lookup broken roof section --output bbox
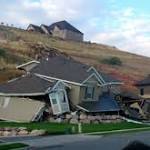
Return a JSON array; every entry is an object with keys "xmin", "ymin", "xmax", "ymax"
[
  {"xmin": 30, "ymin": 54, "xmax": 121, "ymax": 85},
  {"xmin": 0, "ymin": 97, "xmax": 45, "ymax": 122},
  {"xmin": 136, "ymin": 75, "xmax": 150, "ymax": 86},
  {"xmin": 78, "ymin": 93, "xmax": 120, "ymax": 112},
  {"xmin": 0, "ymin": 74, "xmax": 55, "ymax": 96}
]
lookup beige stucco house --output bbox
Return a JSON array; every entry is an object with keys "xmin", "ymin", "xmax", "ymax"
[{"xmin": 0, "ymin": 53, "xmax": 122, "ymax": 122}]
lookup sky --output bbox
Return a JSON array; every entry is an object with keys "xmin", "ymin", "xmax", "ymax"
[{"xmin": 0, "ymin": 0, "xmax": 150, "ymax": 56}]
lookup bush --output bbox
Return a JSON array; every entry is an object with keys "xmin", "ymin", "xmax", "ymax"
[
  {"xmin": 0, "ymin": 48, "xmax": 6, "ymax": 58},
  {"xmin": 101, "ymin": 56, "xmax": 122, "ymax": 66}
]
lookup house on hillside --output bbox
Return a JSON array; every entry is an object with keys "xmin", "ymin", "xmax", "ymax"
[
  {"xmin": 0, "ymin": 53, "xmax": 122, "ymax": 122},
  {"xmin": 27, "ymin": 20, "xmax": 83, "ymax": 42},
  {"xmin": 49, "ymin": 20, "xmax": 83, "ymax": 41},
  {"xmin": 27, "ymin": 24, "xmax": 44, "ymax": 34}
]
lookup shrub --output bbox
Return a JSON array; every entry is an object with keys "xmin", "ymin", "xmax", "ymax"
[
  {"xmin": 101, "ymin": 56, "xmax": 122, "ymax": 66},
  {"xmin": 0, "ymin": 48, "xmax": 6, "ymax": 58}
]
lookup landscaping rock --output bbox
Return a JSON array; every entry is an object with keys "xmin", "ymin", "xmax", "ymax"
[
  {"xmin": 55, "ymin": 118, "xmax": 63, "ymax": 123},
  {"xmin": 80, "ymin": 119, "xmax": 90, "ymax": 124},
  {"xmin": 70, "ymin": 118, "xmax": 78, "ymax": 124},
  {"xmin": 30, "ymin": 130, "xmax": 46, "ymax": 136},
  {"xmin": 4, "ymin": 127, "xmax": 12, "ymax": 131},
  {"xmin": 66, "ymin": 114, "xmax": 72, "ymax": 119},
  {"xmin": 0, "ymin": 131, "xmax": 3, "ymax": 136},
  {"xmin": 10, "ymin": 130, "xmax": 17, "ymax": 136},
  {"xmin": 79, "ymin": 113, "xmax": 87, "ymax": 120},
  {"xmin": 18, "ymin": 130, "xmax": 28, "ymax": 136},
  {"xmin": 87, "ymin": 115, "xmax": 95, "ymax": 121},
  {"xmin": 18, "ymin": 127, "xmax": 27, "ymax": 131},
  {"xmin": 72, "ymin": 114, "xmax": 78, "ymax": 120},
  {"xmin": 3, "ymin": 131, "xmax": 12, "ymax": 136}
]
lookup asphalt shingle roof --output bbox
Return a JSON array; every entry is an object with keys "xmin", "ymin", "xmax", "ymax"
[
  {"xmin": 136, "ymin": 75, "xmax": 150, "ymax": 86},
  {"xmin": 31, "ymin": 55, "xmax": 91, "ymax": 83},
  {"xmin": 28, "ymin": 24, "xmax": 44, "ymax": 33},
  {"xmin": 41, "ymin": 24, "xmax": 52, "ymax": 34},
  {"xmin": 49, "ymin": 20, "xmax": 83, "ymax": 34},
  {"xmin": 78, "ymin": 93, "xmax": 120, "ymax": 112},
  {"xmin": 31, "ymin": 55, "xmax": 120, "ymax": 84},
  {"xmin": 0, "ymin": 74, "xmax": 55, "ymax": 95}
]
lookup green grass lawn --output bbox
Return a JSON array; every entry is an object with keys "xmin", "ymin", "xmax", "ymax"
[
  {"xmin": 82, "ymin": 122, "xmax": 150, "ymax": 133},
  {"xmin": 0, "ymin": 121, "xmax": 149, "ymax": 135},
  {"xmin": 0, "ymin": 143, "xmax": 28, "ymax": 150}
]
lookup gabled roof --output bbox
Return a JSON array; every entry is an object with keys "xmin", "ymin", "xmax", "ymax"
[
  {"xmin": 27, "ymin": 24, "xmax": 44, "ymax": 33},
  {"xmin": 31, "ymin": 55, "xmax": 121, "ymax": 85},
  {"xmin": 31, "ymin": 55, "xmax": 91, "ymax": 84},
  {"xmin": 16, "ymin": 60, "xmax": 40, "ymax": 69},
  {"xmin": 136, "ymin": 75, "xmax": 150, "ymax": 86},
  {"xmin": 40, "ymin": 24, "xmax": 52, "ymax": 34},
  {"xmin": 0, "ymin": 74, "xmax": 56, "ymax": 96},
  {"xmin": 49, "ymin": 20, "xmax": 83, "ymax": 34}
]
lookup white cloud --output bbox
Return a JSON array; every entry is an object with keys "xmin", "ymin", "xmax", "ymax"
[
  {"xmin": 91, "ymin": 7, "xmax": 150, "ymax": 56},
  {"xmin": 0, "ymin": 0, "xmax": 150, "ymax": 57}
]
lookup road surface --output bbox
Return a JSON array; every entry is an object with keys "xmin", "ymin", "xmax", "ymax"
[{"xmin": 0, "ymin": 131, "xmax": 150, "ymax": 150}]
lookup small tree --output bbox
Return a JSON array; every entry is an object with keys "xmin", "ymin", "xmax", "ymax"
[{"xmin": 0, "ymin": 49, "xmax": 6, "ymax": 58}]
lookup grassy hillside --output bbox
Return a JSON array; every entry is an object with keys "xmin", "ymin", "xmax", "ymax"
[{"xmin": 0, "ymin": 25, "xmax": 150, "ymax": 92}]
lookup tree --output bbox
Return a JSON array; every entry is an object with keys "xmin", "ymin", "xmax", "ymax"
[{"xmin": 101, "ymin": 56, "xmax": 122, "ymax": 66}]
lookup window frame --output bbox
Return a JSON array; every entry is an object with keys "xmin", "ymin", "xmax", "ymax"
[{"xmin": 85, "ymin": 86, "xmax": 95, "ymax": 99}]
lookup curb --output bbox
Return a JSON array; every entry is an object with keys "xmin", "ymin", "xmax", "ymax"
[{"xmin": 86, "ymin": 127, "xmax": 150, "ymax": 135}]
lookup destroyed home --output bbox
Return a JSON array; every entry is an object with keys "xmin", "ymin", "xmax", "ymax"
[
  {"xmin": 0, "ymin": 52, "xmax": 122, "ymax": 122},
  {"xmin": 27, "ymin": 20, "xmax": 83, "ymax": 42}
]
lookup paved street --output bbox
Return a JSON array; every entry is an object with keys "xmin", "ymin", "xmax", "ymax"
[{"xmin": 0, "ymin": 131, "xmax": 150, "ymax": 150}]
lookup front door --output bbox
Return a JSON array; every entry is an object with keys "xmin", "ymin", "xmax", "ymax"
[
  {"xmin": 49, "ymin": 90, "xmax": 70, "ymax": 115},
  {"xmin": 49, "ymin": 92, "xmax": 61, "ymax": 115}
]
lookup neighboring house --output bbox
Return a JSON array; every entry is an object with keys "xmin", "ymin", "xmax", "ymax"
[
  {"xmin": 136, "ymin": 75, "xmax": 150, "ymax": 119},
  {"xmin": 26, "ymin": 20, "xmax": 83, "ymax": 42},
  {"xmin": 49, "ymin": 20, "xmax": 83, "ymax": 42},
  {"xmin": 40, "ymin": 24, "xmax": 51, "ymax": 35},
  {"xmin": 136, "ymin": 75, "xmax": 150, "ymax": 98},
  {"xmin": 0, "ymin": 53, "xmax": 122, "ymax": 122},
  {"xmin": 27, "ymin": 24, "xmax": 44, "ymax": 34}
]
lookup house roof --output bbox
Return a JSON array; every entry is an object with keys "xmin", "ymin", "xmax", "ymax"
[
  {"xmin": 0, "ymin": 97, "xmax": 45, "ymax": 122},
  {"xmin": 40, "ymin": 24, "xmax": 52, "ymax": 34},
  {"xmin": 136, "ymin": 75, "xmax": 150, "ymax": 86},
  {"xmin": 31, "ymin": 55, "xmax": 120, "ymax": 85},
  {"xmin": 49, "ymin": 20, "xmax": 83, "ymax": 34},
  {"xmin": 78, "ymin": 93, "xmax": 120, "ymax": 112},
  {"xmin": 0, "ymin": 74, "xmax": 55, "ymax": 96},
  {"xmin": 28, "ymin": 24, "xmax": 44, "ymax": 33},
  {"xmin": 98, "ymin": 71, "xmax": 121, "ymax": 83}
]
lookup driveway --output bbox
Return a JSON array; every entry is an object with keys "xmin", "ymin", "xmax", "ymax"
[{"xmin": 0, "ymin": 131, "xmax": 150, "ymax": 150}]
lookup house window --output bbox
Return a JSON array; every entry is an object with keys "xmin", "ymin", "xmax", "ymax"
[
  {"xmin": 62, "ymin": 94, "xmax": 66, "ymax": 103},
  {"xmin": 140, "ymin": 88, "xmax": 144, "ymax": 95},
  {"xmin": 51, "ymin": 98, "xmax": 57, "ymax": 105},
  {"xmin": 85, "ymin": 86, "xmax": 95, "ymax": 99}
]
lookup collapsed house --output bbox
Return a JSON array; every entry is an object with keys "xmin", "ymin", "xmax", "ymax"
[
  {"xmin": 0, "ymin": 53, "xmax": 122, "ymax": 122},
  {"xmin": 27, "ymin": 20, "xmax": 84, "ymax": 42}
]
